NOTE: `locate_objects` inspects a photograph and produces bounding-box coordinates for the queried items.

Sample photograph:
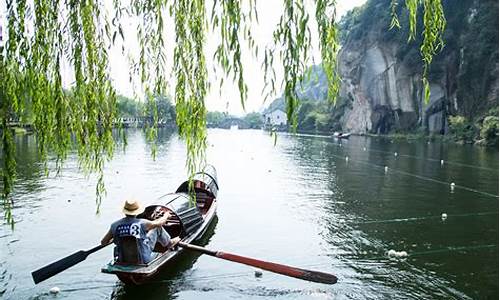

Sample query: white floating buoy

[254,268,263,278]
[49,287,60,294]
[388,249,408,258]
[396,251,408,258]
[345,156,349,162]
[441,213,447,220]
[387,249,397,257]
[440,159,444,165]
[394,152,398,157]
[384,166,389,173]
[450,182,455,191]
[363,147,367,151]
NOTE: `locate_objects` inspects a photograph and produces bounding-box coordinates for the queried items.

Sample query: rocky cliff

[338,0,498,134]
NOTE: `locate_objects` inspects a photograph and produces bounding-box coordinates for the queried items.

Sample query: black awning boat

[101,165,219,285]
[333,132,351,139]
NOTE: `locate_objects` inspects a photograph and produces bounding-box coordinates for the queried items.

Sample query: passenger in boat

[100,199,180,264]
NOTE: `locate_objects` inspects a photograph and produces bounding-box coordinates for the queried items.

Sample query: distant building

[263,109,287,126]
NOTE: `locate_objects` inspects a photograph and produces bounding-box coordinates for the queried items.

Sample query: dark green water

[1,129,498,299]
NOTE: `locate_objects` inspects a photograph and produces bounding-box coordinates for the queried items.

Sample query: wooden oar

[178,242,337,284]
[31,243,112,284]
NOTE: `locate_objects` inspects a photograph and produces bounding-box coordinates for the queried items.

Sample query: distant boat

[333,132,351,139]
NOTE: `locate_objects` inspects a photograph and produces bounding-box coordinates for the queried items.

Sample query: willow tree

[0,0,445,225]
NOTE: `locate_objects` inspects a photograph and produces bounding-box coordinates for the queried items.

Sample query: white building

[263,109,287,126]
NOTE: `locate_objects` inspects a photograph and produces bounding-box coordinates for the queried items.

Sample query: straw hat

[122,199,144,215]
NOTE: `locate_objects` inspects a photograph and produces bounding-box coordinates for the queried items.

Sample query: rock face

[338,0,498,134]
[339,42,446,134]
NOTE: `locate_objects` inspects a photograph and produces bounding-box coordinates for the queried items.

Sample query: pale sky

[1,0,366,116]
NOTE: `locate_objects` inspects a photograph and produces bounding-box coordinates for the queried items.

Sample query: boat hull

[102,200,218,285]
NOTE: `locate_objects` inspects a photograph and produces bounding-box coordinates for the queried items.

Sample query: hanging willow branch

[316,0,340,105]
[265,0,312,131]
[0,0,446,226]
[210,0,256,110]
[173,0,208,186]
[1,0,118,221]
[390,0,446,103]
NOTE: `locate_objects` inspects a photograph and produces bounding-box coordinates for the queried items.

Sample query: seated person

[101,199,180,264]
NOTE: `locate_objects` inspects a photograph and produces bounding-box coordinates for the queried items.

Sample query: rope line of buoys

[329,152,499,198]
[289,132,498,172]
[355,211,499,225]
[330,140,498,172]
[368,148,497,172]
[408,244,498,257]
[339,240,498,262]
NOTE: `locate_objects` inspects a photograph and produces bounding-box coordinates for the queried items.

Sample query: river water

[1,129,498,299]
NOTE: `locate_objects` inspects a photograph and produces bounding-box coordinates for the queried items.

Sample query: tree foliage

[117,95,142,118]
[243,112,263,129]
[448,115,476,143]
[206,111,229,128]
[0,0,446,225]
[117,94,175,123]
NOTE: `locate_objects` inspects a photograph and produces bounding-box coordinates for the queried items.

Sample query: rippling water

[1,129,498,299]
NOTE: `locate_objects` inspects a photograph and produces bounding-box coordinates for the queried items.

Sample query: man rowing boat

[101,199,180,264]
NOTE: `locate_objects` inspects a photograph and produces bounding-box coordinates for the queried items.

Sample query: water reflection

[1,129,498,299]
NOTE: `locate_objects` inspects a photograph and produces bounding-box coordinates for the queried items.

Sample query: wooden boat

[101,165,219,285]
[333,132,351,139]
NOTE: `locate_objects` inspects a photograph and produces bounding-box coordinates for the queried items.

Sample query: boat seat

[116,236,142,264]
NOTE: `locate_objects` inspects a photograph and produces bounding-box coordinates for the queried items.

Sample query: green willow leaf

[390,0,446,104]
[0,0,446,226]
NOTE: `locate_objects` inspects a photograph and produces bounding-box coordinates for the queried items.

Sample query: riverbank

[292,130,498,148]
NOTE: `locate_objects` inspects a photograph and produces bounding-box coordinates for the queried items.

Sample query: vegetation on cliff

[449,108,499,146]
[265,0,498,140]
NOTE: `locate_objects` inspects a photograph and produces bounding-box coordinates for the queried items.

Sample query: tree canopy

[0,0,446,226]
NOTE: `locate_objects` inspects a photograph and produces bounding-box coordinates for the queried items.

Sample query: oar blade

[297,269,338,284]
[32,250,87,284]
[217,252,338,284]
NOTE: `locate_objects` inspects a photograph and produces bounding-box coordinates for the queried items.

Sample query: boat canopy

[160,193,204,237]
[176,165,218,198]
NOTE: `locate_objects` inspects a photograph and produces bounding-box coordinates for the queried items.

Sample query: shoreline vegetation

[7,106,498,149]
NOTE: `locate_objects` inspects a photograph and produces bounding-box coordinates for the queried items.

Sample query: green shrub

[314,113,330,132]
[480,116,499,146]
[301,112,317,131]
[448,115,476,143]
